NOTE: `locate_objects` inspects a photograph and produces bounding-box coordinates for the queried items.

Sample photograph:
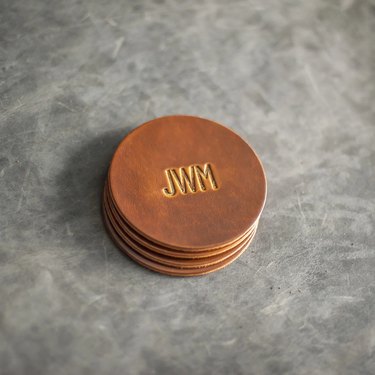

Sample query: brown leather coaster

[104,182,258,258]
[103,115,266,276]
[104,197,256,270]
[104,185,256,268]
[103,203,256,276]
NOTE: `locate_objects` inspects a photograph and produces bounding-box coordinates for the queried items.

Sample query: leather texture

[108,115,266,250]
[106,180,257,256]
[103,115,266,276]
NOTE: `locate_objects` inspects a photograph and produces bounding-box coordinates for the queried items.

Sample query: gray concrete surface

[1,0,375,374]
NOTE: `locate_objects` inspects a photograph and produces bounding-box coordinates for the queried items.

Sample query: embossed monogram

[162,163,218,197]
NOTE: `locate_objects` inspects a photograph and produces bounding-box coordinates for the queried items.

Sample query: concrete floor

[1,0,375,374]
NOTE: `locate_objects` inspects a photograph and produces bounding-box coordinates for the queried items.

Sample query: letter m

[194,163,218,192]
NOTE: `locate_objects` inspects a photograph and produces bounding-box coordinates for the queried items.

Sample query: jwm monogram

[162,163,219,197]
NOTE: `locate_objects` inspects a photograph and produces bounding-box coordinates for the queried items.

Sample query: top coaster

[109,115,266,250]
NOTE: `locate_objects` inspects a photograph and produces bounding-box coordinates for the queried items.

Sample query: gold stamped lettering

[162,163,218,197]
[194,163,218,192]
[162,169,176,197]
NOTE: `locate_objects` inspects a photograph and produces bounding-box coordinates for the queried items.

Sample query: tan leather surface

[105,181,257,257]
[109,115,266,250]
[102,202,256,276]
[104,190,255,268]
[104,183,256,263]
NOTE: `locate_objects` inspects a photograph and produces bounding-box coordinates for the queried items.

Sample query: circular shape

[104,185,256,268]
[103,115,267,276]
[104,182,258,258]
[103,203,256,276]
[109,115,266,250]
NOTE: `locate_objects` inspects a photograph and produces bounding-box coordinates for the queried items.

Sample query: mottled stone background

[0,0,374,374]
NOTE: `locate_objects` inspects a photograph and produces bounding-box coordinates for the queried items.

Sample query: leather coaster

[104,185,256,268]
[104,182,258,258]
[104,196,256,270]
[103,203,256,276]
[103,115,266,276]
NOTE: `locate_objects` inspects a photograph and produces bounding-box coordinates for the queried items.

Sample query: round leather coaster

[103,203,256,276]
[104,187,256,268]
[109,115,266,251]
[104,181,258,258]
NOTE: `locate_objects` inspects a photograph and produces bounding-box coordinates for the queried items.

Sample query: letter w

[170,166,196,194]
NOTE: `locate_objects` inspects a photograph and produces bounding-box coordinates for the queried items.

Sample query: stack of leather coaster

[103,115,266,276]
